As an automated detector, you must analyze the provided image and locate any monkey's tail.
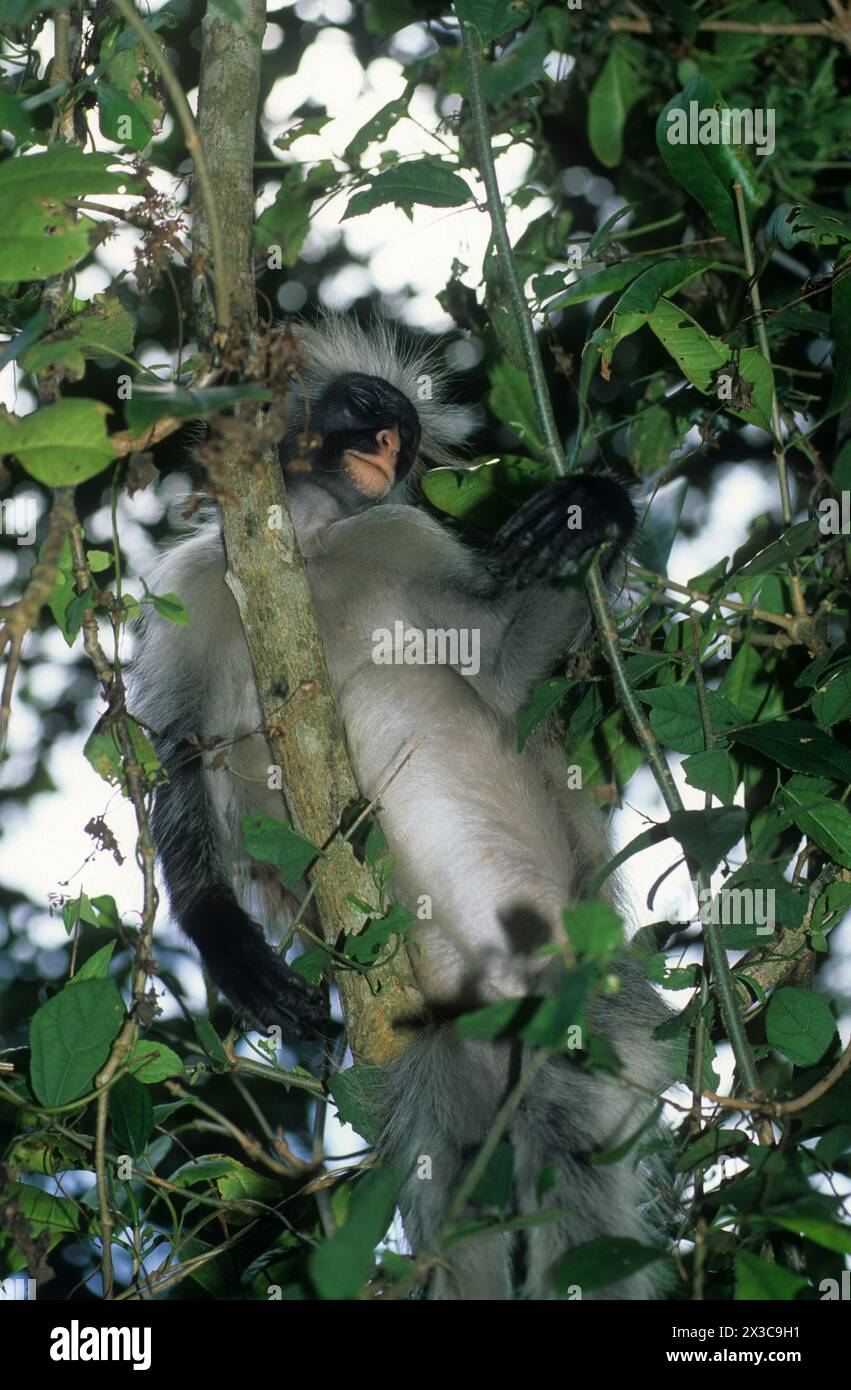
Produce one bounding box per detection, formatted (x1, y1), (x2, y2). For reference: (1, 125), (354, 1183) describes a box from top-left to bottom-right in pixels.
(150, 729), (327, 1037)
(371, 1018), (670, 1300)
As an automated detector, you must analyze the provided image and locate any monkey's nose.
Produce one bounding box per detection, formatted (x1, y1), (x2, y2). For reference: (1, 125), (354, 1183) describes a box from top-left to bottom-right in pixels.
(375, 425), (400, 458)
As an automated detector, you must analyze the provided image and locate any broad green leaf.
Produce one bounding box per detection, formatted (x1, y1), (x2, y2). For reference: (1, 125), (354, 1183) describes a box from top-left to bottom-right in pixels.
(588, 38), (645, 169)
(96, 82), (156, 150)
(561, 901), (624, 963)
(309, 1169), (399, 1299)
(783, 778), (851, 870)
(30, 979), (124, 1107)
(109, 1074), (154, 1157)
(640, 684), (742, 754)
(543, 261), (647, 313)
(343, 160), (470, 219)
(124, 382), (274, 435)
(0, 399), (114, 484)
(766, 987), (837, 1067)
(554, 1237), (664, 1294)
(736, 720), (851, 782)
(488, 359), (549, 460)
(127, 1039), (184, 1084)
(69, 942), (116, 984)
(811, 664), (851, 726)
(243, 814), (321, 888)
(734, 520), (818, 578)
(656, 74), (765, 243)
(21, 295), (134, 377)
(453, 0), (537, 44)
(646, 299), (774, 432)
(735, 1250), (808, 1300)
(329, 1064), (381, 1146)
(0, 147), (137, 200)
(681, 748), (738, 805)
(517, 677), (575, 752)
(597, 258), (733, 360)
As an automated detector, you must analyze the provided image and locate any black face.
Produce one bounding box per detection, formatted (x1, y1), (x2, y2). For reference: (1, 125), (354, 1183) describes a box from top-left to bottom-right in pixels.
(288, 372), (422, 499)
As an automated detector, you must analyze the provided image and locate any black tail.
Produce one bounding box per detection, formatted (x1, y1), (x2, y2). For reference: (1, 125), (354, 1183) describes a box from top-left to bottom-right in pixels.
(151, 730), (328, 1037)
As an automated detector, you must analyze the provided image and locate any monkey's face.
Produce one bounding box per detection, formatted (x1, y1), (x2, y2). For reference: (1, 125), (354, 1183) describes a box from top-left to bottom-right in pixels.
(293, 372), (422, 499)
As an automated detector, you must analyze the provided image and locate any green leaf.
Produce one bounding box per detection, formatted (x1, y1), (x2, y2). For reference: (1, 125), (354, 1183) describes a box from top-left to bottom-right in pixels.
(646, 299), (774, 433)
(734, 520), (818, 577)
(488, 358), (549, 460)
(656, 74), (765, 243)
(0, 399), (114, 484)
(124, 382), (274, 435)
(561, 901), (624, 963)
(763, 1207), (851, 1255)
(255, 161), (338, 267)
(783, 779), (851, 870)
(30, 979), (125, 1107)
(109, 1074), (154, 1157)
(735, 1250), (808, 1300)
(588, 806), (745, 891)
(766, 987), (837, 1067)
(343, 160), (470, 220)
(588, 38), (645, 169)
(735, 720), (851, 782)
(328, 1064), (381, 1146)
(640, 684), (742, 754)
(543, 261), (648, 312)
(811, 664), (851, 726)
(309, 1169), (399, 1299)
(517, 677), (575, 752)
(151, 592), (189, 624)
(343, 92), (410, 163)
(194, 1017), (231, 1072)
(681, 748), (737, 805)
(554, 1237), (664, 1295)
(126, 1039), (184, 1084)
(453, 0), (535, 45)
(598, 258), (739, 361)
(0, 147), (136, 201)
(21, 295), (134, 377)
(70, 942), (116, 984)
(243, 814), (320, 889)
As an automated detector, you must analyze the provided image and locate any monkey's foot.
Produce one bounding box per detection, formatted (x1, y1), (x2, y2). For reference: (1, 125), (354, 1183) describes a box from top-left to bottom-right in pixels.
(495, 473), (636, 588)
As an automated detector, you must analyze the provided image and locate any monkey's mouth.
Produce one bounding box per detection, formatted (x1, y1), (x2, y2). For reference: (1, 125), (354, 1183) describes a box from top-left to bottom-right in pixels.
(343, 448), (396, 483)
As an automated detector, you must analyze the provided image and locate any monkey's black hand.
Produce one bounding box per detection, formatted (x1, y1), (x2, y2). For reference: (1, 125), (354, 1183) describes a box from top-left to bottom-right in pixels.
(494, 473), (636, 588)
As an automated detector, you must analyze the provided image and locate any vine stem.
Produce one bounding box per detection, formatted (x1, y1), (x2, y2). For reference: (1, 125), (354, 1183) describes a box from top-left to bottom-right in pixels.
(110, 0), (231, 330)
(459, 21), (565, 477)
(587, 562), (762, 1100)
(732, 181), (806, 618)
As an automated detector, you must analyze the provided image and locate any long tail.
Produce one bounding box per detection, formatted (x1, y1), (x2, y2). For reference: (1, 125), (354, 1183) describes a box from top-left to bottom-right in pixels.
(374, 972), (671, 1300)
(149, 723), (327, 1036)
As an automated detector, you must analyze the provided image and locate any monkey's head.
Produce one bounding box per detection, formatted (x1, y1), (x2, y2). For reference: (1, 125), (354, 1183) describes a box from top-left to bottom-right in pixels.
(292, 371), (422, 500)
(280, 315), (471, 505)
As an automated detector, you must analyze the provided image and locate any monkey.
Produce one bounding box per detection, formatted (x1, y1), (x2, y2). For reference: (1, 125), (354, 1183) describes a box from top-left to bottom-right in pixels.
(130, 314), (673, 1301)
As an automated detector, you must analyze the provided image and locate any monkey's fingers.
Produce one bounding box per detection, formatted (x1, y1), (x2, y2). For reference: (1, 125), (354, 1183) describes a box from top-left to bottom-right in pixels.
(204, 925), (330, 1038)
(495, 475), (636, 587)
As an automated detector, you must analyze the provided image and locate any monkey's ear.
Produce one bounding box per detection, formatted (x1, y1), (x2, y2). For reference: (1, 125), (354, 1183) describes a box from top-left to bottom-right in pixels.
(494, 474), (636, 588)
